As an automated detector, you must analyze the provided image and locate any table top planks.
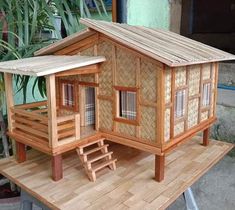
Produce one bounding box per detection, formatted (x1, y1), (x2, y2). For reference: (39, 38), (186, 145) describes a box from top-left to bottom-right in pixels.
(0, 137), (233, 210)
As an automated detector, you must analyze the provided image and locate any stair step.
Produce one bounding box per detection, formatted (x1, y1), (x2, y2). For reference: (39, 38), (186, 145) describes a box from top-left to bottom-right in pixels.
(83, 144), (109, 156)
(87, 152), (113, 164)
(79, 138), (105, 149)
(91, 159), (117, 172)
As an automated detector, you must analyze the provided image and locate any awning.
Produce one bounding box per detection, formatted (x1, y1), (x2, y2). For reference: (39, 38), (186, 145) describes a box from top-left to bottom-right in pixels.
(0, 55), (106, 76)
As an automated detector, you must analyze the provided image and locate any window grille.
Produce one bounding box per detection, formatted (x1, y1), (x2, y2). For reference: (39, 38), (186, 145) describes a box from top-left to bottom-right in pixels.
(202, 83), (211, 107)
(175, 89), (186, 118)
(85, 87), (95, 125)
(62, 83), (75, 107)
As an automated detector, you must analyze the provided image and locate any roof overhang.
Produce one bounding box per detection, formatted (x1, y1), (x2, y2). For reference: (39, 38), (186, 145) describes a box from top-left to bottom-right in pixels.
(0, 55), (106, 77)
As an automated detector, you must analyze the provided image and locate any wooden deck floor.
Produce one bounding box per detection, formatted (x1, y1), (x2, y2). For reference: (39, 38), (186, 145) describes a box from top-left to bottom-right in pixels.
(0, 137), (233, 210)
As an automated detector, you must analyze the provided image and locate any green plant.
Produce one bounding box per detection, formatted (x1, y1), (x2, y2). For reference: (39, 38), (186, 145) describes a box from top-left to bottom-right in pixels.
(0, 0), (110, 103)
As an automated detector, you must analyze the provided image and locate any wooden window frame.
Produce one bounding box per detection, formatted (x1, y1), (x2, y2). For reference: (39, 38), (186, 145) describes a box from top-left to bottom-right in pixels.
(174, 88), (187, 120)
(201, 82), (211, 108)
(114, 86), (140, 126)
(58, 79), (78, 112)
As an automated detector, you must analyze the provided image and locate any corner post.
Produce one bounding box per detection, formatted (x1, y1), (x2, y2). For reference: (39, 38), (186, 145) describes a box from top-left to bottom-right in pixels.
(203, 127), (210, 146)
(155, 154), (165, 182)
(16, 142), (26, 163)
(51, 154), (63, 181)
(46, 75), (58, 148)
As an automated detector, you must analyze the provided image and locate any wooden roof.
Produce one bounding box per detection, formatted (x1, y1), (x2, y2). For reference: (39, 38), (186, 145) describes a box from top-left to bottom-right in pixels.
(35, 19), (235, 67)
(0, 55), (105, 76)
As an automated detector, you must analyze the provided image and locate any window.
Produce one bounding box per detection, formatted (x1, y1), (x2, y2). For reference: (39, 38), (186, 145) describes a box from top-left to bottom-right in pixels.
(174, 89), (186, 118)
(119, 90), (137, 120)
(60, 80), (76, 110)
(85, 87), (95, 125)
(202, 83), (211, 107)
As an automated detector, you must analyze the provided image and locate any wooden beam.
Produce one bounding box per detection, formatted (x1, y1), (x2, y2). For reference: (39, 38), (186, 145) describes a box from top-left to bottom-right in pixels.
(155, 154), (165, 182)
(51, 155), (63, 181)
(55, 64), (100, 77)
(170, 68), (175, 139)
(46, 75), (58, 148)
(16, 142), (26, 163)
(203, 127), (210, 146)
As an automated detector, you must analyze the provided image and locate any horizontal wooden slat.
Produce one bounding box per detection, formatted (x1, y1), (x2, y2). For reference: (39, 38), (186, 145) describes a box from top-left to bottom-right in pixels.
(57, 115), (75, 123)
(15, 101), (47, 109)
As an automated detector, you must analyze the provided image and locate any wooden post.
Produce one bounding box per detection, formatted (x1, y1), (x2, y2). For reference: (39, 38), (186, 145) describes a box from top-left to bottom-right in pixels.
(16, 142), (26, 163)
(155, 154), (165, 182)
(51, 155), (63, 181)
(203, 127), (210, 146)
(46, 75), (58, 148)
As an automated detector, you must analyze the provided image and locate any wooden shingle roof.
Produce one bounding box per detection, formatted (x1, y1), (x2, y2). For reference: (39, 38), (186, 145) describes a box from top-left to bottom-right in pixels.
(35, 19), (235, 67)
(0, 55), (105, 76)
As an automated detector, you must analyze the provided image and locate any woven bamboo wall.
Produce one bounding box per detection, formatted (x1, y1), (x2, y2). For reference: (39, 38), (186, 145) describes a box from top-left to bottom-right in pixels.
(99, 99), (113, 131)
(79, 46), (94, 56)
(164, 62), (216, 143)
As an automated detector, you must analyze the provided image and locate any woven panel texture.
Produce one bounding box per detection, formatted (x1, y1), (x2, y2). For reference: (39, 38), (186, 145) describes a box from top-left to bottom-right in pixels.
(140, 59), (157, 102)
(164, 108), (170, 142)
(97, 41), (113, 96)
(188, 65), (200, 96)
(201, 111), (209, 121)
(140, 106), (156, 142)
(80, 46), (94, 56)
(174, 121), (184, 136)
(202, 63), (211, 80)
(175, 67), (186, 88)
(116, 48), (136, 87)
(165, 67), (171, 104)
(99, 99), (113, 131)
(80, 74), (95, 83)
(117, 122), (136, 137)
(187, 98), (199, 128)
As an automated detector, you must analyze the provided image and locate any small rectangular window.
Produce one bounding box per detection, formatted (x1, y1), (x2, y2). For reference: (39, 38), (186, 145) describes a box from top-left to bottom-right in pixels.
(119, 90), (137, 120)
(175, 89), (186, 118)
(202, 83), (211, 107)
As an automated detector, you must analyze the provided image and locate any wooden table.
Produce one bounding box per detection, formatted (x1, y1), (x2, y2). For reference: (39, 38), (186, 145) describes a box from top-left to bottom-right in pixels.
(0, 137), (233, 210)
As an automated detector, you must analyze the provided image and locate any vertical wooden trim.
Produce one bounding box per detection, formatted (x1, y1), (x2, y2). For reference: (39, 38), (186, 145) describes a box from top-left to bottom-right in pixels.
(157, 65), (165, 145)
(112, 0), (117, 22)
(155, 154), (165, 182)
(75, 113), (80, 140)
(16, 142), (26, 163)
(198, 64), (203, 123)
(184, 67), (189, 131)
(46, 75), (58, 148)
(94, 44), (99, 130)
(4, 73), (14, 132)
(170, 68), (175, 139)
(79, 86), (86, 127)
(213, 62), (219, 117)
(112, 45), (117, 132)
(136, 57), (141, 138)
(203, 127), (210, 146)
(51, 155), (63, 181)
(208, 63), (213, 117)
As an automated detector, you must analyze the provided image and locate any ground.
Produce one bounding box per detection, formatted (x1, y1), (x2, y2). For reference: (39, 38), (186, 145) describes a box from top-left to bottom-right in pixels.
(0, 155), (234, 210)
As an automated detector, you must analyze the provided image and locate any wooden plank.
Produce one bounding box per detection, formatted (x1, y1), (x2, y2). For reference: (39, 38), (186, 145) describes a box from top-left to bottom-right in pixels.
(78, 81), (99, 87)
(198, 64), (203, 123)
(114, 117), (139, 126)
(15, 101), (47, 109)
(51, 155), (63, 181)
(46, 75), (58, 148)
(79, 86), (86, 127)
(184, 67), (189, 131)
(113, 86), (138, 92)
(57, 114), (75, 123)
(112, 0), (117, 22)
(170, 68), (175, 139)
(55, 64), (100, 77)
(156, 65), (165, 145)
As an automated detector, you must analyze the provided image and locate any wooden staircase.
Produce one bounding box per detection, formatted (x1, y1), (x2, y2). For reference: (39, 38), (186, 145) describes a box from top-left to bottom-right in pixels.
(76, 138), (117, 182)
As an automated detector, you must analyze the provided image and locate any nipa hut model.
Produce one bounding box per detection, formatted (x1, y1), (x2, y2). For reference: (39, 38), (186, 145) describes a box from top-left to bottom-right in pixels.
(0, 19), (234, 182)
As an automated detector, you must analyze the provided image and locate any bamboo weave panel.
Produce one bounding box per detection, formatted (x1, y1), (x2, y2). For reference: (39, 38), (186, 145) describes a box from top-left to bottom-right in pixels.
(165, 67), (171, 104)
(164, 108), (170, 142)
(79, 74), (95, 83)
(202, 63), (211, 80)
(201, 111), (209, 121)
(187, 98), (199, 128)
(174, 121), (184, 136)
(140, 59), (158, 102)
(97, 41), (113, 96)
(140, 106), (156, 143)
(99, 99), (113, 131)
(117, 122), (136, 137)
(175, 67), (186, 88)
(116, 48), (136, 87)
(188, 65), (200, 96)
(79, 46), (94, 56)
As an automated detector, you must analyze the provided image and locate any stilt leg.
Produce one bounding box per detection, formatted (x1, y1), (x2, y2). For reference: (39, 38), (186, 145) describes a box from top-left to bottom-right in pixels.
(16, 142), (26, 163)
(203, 127), (210, 146)
(155, 154), (165, 182)
(51, 155), (63, 181)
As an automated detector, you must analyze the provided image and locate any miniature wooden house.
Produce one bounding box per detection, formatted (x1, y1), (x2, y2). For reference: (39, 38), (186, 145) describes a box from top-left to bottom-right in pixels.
(0, 19), (234, 182)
